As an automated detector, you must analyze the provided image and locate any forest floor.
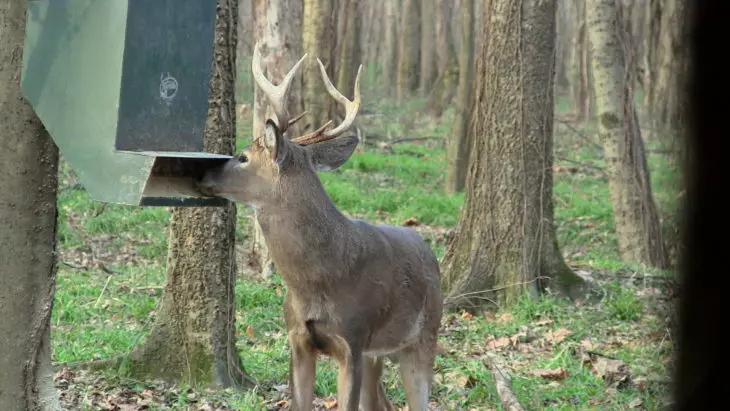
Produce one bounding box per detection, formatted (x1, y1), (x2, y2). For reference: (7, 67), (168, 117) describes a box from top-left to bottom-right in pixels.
(51, 92), (681, 410)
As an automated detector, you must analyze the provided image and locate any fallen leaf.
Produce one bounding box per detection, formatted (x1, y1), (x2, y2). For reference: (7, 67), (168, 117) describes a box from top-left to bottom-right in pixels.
(629, 397), (643, 408)
(581, 338), (597, 350)
(403, 217), (420, 227)
(534, 319), (554, 326)
(324, 397), (338, 409)
(487, 336), (512, 350)
(274, 399), (289, 407)
(245, 324), (255, 338)
(497, 313), (513, 323)
(460, 311), (474, 320)
(585, 352), (632, 388)
(545, 328), (572, 344)
(526, 367), (570, 380)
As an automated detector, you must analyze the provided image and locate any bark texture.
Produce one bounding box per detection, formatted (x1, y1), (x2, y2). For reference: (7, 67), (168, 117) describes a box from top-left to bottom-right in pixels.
(586, 0), (668, 269)
(567, 0), (595, 121)
(251, 0), (304, 278)
(123, 0), (252, 388)
(441, 0), (585, 310)
(335, 0), (361, 99)
(425, 0), (457, 117)
(445, 0), (475, 194)
(380, 0), (399, 94)
(302, 0), (337, 131)
(396, 0), (421, 102)
(419, 0), (437, 95)
(0, 2), (61, 410)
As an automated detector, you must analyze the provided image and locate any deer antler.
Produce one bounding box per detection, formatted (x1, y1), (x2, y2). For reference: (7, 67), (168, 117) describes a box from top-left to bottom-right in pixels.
(293, 59), (363, 145)
(252, 42), (307, 133)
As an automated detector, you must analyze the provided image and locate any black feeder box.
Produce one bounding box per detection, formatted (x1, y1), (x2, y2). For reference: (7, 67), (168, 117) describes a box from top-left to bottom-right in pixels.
(21, 0), (233, 206)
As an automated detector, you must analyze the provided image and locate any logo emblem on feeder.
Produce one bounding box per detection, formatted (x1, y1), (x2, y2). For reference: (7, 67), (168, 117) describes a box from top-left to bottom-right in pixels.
(159, 73), (178, 104)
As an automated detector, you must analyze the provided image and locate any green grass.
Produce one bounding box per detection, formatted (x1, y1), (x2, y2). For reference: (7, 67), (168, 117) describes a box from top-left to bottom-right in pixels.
(51, 90), (679, 410)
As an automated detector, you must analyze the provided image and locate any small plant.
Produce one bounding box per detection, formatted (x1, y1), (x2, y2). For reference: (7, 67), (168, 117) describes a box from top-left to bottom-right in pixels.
(605, 281), (643, 321)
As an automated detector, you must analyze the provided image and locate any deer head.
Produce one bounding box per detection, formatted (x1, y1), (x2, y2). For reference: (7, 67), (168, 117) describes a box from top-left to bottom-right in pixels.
(198, 42), (363, 207)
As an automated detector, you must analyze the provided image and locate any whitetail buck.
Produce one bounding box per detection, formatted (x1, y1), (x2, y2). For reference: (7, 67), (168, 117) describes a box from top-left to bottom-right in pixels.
(198, 43), (443, 411)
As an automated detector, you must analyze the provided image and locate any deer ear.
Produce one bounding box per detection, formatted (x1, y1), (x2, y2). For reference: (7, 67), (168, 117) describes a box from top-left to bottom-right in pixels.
(263, 119), (288, 165)
(305, 135), (359, 172)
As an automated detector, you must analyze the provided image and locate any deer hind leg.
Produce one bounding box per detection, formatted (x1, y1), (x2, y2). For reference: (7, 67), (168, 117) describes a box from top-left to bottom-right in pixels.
(288, 334), (317, 411)
(397, 345), (435, 411)
(359, 356), (394, 411)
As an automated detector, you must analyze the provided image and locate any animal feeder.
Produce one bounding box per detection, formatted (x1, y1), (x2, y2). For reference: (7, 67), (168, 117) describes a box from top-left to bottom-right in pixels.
(21, 0), (232, 206)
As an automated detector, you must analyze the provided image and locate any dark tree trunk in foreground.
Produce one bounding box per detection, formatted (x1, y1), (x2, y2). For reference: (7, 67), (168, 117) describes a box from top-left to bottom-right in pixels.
(441, 0), (586, 310)
(586, 0), (669, 269)
(0, 2), (61, 409)
(122, 0), (252, 388)
(445, 0), (475, 194)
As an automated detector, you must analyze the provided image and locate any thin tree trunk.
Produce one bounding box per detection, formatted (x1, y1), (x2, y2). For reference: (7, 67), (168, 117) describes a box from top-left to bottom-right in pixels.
(419, 0), (437, 96)
(251, 0), (305, 278)
(396, 0), (421, 102)
(425, 0), (457, 117)
(381, 0), (399, 95)
(586, 0), (669, 268)
(122, 0), (253, 387)
(445, 0), (474, 194)
(303, 0), (337, 129)
(441, 0), (586, 310)
(336, 0), (361, 99)
(0, 2), (61, 410)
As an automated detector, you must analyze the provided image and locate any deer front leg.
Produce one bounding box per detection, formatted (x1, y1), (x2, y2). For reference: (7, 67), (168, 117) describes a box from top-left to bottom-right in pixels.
(336, 347), (363, 411)
(360, 356), (394, 411)
(288, 333), (317, 411)
(397, 346), (435, 411)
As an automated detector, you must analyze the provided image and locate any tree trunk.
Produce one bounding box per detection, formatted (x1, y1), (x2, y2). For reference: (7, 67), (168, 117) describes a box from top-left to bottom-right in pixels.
(644, 0), (684, 140)
(586, 0), (669, 268)
(425, 0), (457, 117)
(419, 0), (437, 96)
(336, 0), (361, 99)
(555, 0), (570, 94)
(381, 0), (399, 95)
(567, 0), (594, 121)
(396, 0), (421, 102)
(303, 0), (337, 130)
(441, 0), (586, 310)
(445, 0), (474, 194)
(0, 2), (61, 410)
(251, 0), (305, 278)
(122, 0), (252, 387)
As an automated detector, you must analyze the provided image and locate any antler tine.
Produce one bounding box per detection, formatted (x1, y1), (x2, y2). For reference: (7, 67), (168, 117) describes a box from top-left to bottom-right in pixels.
(292, 60), (363, 145)
(251, 41), (307, 133)
(320, 59), (362, 138)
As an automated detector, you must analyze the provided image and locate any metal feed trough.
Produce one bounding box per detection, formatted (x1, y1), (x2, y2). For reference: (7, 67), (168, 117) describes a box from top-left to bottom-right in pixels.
(21, 0), (232, 207)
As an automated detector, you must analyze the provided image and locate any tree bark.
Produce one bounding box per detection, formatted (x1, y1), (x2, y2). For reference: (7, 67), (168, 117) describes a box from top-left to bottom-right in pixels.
(441, 0), (585, 310)
(586, 0), (669, 268)
(419, 0), (437, 96)
(425, 0), (457, 117)
(335, 0), (361, 99)
(644, 0), (684, 139)
(0, 2), (61, 410)
(380, 0), (399, 95)
(251, 0), (305, 278)
(396, 0), (421, 102)
(122, 0), (252, 388)
(302, 0), (337, 131)
(445, 0), (474, 194)
(567, 0), (594, 121)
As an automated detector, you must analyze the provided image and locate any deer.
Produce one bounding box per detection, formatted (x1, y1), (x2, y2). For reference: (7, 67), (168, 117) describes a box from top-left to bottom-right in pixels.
(197, 42), (443, 411)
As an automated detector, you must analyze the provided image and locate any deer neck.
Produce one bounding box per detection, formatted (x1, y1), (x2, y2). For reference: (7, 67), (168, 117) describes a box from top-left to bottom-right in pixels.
(255, 177), (355, 287)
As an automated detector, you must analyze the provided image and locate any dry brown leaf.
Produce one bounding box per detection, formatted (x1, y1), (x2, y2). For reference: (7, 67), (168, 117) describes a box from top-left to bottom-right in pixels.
(403, 217), (420, 227)
(245, 324), (255, 338)
(487, 336), (512, 350)
(323, 397), (338, 409)
(534, 319), (554, 326)
(460, 311), (474, 320)
(585, 352), (632, 388)
(581, 338), (597, 350)
(526, 367), (570, 380)
(274, 399), (289, 407)
(629, 397), (643, 408)
(545, 328), (572, 344)
(497, 313), (513, 323)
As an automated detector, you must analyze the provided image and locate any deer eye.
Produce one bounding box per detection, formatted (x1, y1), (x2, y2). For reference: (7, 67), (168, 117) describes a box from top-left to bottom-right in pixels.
(237, 154), (248, 163)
